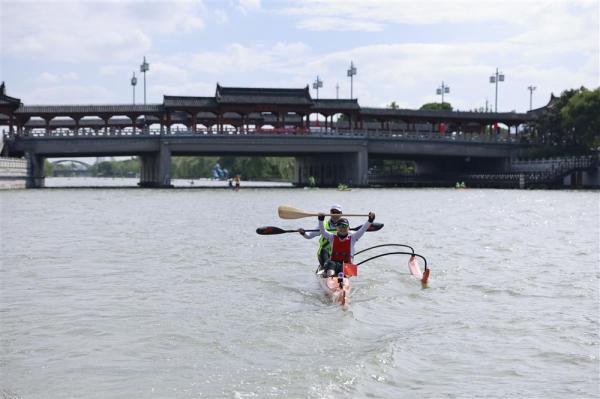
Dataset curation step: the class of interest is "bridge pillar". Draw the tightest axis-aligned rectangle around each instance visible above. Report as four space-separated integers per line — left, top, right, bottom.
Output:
25 151 45 188
139 143 172 188
295 148 369 187
352 147 369 186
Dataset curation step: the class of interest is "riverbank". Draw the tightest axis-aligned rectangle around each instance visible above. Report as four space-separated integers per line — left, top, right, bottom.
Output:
0 157 27 189
43 176 294 188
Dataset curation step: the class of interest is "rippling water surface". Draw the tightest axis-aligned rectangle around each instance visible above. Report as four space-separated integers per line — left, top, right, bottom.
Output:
1 185 598 398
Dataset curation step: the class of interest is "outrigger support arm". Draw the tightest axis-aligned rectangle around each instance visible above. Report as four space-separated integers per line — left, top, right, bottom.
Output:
356 251 428 269
354 243 414 256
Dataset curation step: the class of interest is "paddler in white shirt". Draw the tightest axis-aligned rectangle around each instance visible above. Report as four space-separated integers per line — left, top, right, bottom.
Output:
317 211 375 277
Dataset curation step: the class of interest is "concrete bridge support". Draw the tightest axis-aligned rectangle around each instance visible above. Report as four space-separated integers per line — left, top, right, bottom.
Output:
295 148 369 187
139 144 172 188
25 151 45 188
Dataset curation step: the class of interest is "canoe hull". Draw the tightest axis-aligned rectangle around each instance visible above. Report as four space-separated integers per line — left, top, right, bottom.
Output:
316 274 351 305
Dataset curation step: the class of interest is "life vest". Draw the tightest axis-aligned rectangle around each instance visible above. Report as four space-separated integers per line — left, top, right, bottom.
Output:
317 219 337 255
330 234 351 263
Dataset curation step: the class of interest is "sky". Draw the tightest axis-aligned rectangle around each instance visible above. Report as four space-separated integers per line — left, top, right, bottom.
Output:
1 0 599 113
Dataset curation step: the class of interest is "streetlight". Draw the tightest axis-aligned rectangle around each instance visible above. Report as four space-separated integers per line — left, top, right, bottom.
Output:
436 81 450 105
130 71 137 105
312 75 323 99
336 83 339 100
140 56 149 105
527 85 536 111
347 61 357 99
489 67 505 112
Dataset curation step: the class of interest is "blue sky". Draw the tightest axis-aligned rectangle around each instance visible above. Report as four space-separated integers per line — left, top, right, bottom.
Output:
1 0 598 112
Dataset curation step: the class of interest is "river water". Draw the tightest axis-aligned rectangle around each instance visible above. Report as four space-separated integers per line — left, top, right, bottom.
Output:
0 184 598 398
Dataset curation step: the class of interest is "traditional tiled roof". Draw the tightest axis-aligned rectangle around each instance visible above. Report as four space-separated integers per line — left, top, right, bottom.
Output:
359 107 532 122
312 99 360 111
16 104 164 115
215 84 313 105
0 82 22 109
163 96 217 108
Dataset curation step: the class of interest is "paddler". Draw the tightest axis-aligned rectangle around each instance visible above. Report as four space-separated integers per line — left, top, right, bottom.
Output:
298 204 344 268
317 211 375 277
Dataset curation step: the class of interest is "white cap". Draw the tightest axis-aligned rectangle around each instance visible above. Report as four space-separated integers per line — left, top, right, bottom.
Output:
330 204 343 212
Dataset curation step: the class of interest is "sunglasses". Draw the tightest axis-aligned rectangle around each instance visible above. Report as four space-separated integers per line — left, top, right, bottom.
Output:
330 210 342 214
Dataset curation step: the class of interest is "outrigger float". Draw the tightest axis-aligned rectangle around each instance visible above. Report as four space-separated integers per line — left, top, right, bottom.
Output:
256 205 431 306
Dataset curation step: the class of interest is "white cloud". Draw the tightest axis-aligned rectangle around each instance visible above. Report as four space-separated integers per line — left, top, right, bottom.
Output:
23 84 115 105
3 0 596 112
237 0 261 13
1 1 205 61
282 0 593 30
213 8 230 24
37 72 79 83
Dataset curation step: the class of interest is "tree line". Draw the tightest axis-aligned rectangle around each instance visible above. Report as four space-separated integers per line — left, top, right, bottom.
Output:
47 156 295 180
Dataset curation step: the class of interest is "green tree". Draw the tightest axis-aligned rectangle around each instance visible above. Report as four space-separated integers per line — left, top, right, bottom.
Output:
561 87 600 149
534 88 581 146
44 159 54 176
388 101 400 109
420 102 453 111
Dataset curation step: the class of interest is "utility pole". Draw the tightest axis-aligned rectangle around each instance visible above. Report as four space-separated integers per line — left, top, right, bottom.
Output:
527 85 536 111
312 76 323 99
347 61 357 99
489 67 505 112
130 72 137 105
436 81 450 105
140 56 149 105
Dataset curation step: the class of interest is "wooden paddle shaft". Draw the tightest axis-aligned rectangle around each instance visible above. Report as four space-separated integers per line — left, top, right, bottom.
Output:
278 205 369 219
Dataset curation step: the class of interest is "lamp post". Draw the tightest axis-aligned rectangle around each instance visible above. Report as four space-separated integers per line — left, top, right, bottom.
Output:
130 72 137 105
527 85 536 111
312 75 323 99
347 61 357 99
140 56 149 105
489 67 505 112
336 83 339 100
436 81 450 105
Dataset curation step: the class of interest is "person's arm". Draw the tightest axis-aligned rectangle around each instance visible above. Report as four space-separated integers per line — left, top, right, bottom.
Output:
351 212 375 244
299 227 320 239
318 214 334 240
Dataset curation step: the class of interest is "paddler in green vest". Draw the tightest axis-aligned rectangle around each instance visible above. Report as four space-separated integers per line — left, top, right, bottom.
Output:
298 204 343 268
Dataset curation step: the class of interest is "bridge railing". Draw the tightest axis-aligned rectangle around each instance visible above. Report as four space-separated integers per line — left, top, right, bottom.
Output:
10 125 531 145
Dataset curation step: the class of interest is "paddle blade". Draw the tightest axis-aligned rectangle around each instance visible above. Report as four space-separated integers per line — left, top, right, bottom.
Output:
277 205 315 219
343 262 358 277
367 222 384 232
256 226 288 235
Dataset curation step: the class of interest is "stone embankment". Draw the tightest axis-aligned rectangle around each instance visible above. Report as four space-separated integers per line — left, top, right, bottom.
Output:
0 157 27 189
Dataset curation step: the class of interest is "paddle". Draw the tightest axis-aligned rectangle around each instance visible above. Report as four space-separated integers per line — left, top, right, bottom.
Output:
256 222 384 235
278 205 369 220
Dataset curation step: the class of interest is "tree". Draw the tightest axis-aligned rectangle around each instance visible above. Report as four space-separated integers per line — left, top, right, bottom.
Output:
388 101 399 109
561 87 600 149
420 102 453 111
534 88 581 146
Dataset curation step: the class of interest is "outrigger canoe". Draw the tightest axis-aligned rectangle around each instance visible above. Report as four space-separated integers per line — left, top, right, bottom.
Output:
315 247 430 306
